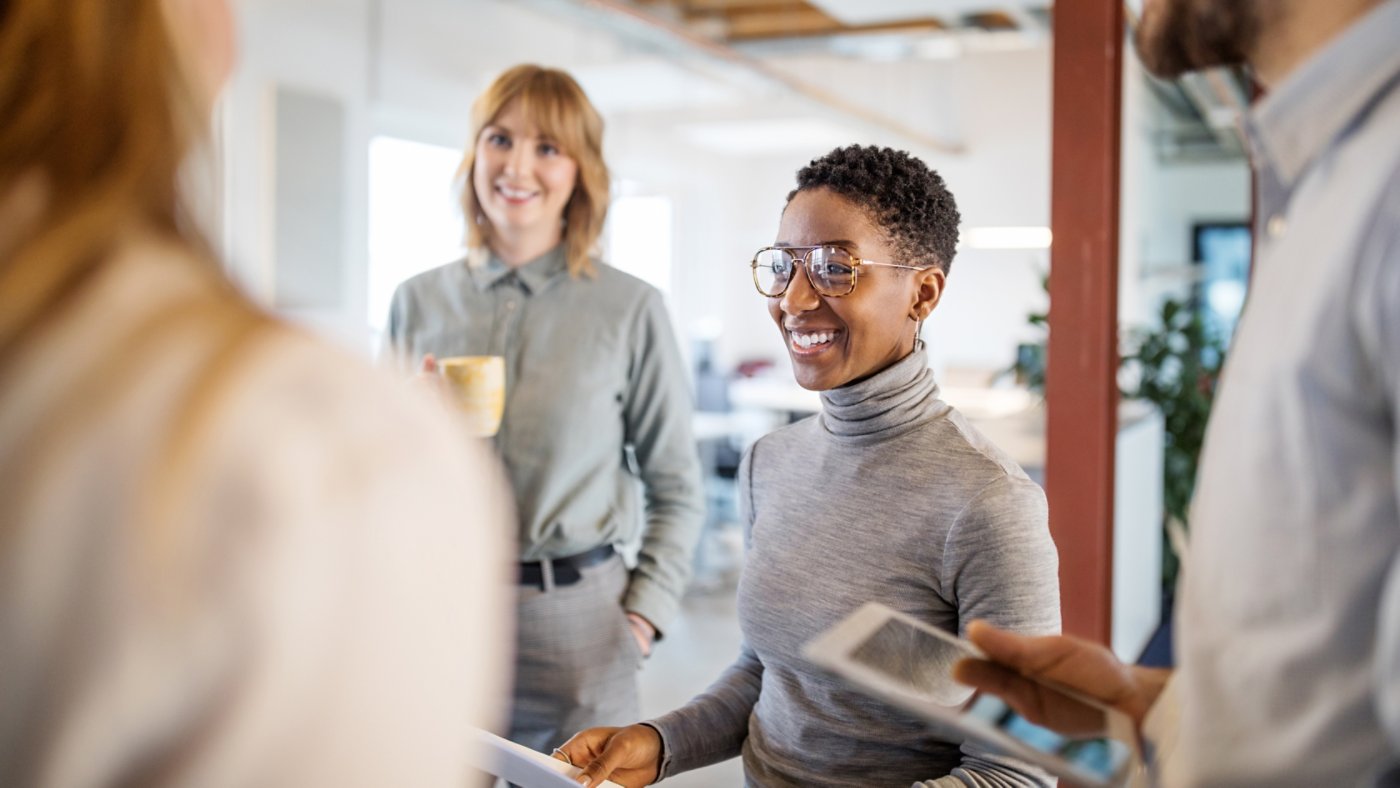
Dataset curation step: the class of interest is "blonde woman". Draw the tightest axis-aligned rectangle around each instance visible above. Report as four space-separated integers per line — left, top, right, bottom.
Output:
385 65 704 754
0 1 510 785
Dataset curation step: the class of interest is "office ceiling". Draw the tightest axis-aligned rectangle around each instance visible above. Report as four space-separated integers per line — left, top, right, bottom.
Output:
629 0 1050 43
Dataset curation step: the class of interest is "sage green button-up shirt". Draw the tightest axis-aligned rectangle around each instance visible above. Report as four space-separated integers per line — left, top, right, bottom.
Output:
385 245 704 631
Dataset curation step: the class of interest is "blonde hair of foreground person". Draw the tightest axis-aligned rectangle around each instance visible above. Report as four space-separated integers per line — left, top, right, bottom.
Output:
457 64 609 277
0 1 511 786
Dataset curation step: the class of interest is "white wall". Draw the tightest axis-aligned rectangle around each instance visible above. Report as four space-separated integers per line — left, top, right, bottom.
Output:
220 0 386 352
1119 53 1251 330
689 46 1054 379
221 0 1055 382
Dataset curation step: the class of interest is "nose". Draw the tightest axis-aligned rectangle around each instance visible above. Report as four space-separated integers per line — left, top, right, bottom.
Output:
503 143 529 178
778 260 821 316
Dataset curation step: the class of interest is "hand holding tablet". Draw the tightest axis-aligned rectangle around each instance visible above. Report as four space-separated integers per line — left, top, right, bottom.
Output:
469 729 625 788
803 602 1143 788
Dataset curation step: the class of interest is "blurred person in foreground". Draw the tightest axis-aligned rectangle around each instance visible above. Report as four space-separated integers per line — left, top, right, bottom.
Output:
0 1 511 785
384 65 704 754
955 1 1400 785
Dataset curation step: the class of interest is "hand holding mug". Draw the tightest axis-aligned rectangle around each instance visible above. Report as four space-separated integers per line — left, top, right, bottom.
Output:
436 355 505 438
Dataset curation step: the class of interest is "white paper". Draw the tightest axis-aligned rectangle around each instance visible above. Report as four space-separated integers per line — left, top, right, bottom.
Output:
468 729 624 788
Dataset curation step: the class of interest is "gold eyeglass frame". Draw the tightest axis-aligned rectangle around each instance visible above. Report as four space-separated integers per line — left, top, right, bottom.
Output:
750 245 925 298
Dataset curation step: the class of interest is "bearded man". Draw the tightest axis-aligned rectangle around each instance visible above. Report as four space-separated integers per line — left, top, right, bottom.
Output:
955 1 1400 786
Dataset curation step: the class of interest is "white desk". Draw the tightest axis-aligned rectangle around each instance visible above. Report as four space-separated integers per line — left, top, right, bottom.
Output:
728 376 822 414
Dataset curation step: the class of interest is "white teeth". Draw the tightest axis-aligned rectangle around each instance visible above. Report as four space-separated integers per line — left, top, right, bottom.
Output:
498 185 535 200
791 331 835 348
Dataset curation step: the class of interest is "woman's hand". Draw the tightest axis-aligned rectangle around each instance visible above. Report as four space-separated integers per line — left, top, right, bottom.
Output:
953 620 1172 734
554 724 662 787
416 353 438 380
626 613 655 658
412 353 450 402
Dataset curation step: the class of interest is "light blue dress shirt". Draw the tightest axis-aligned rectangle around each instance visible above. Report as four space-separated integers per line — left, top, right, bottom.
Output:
1166 3 1400 785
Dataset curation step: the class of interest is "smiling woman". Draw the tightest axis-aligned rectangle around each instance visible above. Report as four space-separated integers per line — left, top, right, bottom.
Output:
458 65 609 275
559 145 1062 788
382 64 705 760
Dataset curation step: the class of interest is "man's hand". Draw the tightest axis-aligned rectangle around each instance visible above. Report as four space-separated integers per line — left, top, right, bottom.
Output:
953 620 1172 734
554 724 662 787
626 613 655 658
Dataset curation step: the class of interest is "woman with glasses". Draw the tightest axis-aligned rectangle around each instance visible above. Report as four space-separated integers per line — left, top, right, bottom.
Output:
383 65 704 755
0 0 511 783
558 145 1060 787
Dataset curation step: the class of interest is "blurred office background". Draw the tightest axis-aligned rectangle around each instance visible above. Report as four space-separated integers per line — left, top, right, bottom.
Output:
199 2 1253 783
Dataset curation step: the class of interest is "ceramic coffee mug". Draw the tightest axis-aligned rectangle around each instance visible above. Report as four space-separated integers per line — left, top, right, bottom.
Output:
437 355 505 437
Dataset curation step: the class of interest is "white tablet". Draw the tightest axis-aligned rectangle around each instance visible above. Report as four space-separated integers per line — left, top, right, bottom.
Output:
803 602 1140 788
468 729 624 788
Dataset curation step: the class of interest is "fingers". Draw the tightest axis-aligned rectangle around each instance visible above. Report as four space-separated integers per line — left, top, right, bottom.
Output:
964 619 1039 672
954 658 1046 723
555 728 615 771
576 754 618 786
626 614 655 658
573 725 661 788
956 657 1111 735
964 620 1099 681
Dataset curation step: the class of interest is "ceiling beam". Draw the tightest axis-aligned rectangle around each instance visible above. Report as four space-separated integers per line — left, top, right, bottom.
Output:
679 0 804 11
726 14 946 41
544 0 966 154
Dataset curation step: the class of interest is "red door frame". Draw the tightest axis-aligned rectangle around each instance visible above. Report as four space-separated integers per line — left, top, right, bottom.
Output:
1046 0 1123 644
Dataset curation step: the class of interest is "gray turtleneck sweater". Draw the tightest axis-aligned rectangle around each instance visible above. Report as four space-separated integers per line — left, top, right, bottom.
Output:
647 349 1061 787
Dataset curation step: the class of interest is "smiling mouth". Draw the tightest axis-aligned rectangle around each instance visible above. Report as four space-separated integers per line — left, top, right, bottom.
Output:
788 328 840 355
496 184 539 204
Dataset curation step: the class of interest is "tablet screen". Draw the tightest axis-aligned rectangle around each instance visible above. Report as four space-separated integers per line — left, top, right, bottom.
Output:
965 694 1130 781
845 616 1129 782
848 618 978 706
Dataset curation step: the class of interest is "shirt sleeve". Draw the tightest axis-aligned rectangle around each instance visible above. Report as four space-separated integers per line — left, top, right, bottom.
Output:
941 474 1061 786
643 448 762 778
645 643 764 780
1361 170 1400 755
619 288 706 634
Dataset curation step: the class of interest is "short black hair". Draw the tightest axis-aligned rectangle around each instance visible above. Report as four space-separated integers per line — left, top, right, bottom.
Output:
787 145 961 273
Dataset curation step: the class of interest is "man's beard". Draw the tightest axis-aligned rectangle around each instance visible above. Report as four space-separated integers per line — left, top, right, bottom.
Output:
1134 0 1263 78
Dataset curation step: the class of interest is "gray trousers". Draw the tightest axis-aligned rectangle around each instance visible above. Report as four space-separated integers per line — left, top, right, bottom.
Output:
508 553 644 754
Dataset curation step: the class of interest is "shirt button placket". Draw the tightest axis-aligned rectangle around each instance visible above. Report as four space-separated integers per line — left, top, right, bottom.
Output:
500 285 523 390
489 284 519 357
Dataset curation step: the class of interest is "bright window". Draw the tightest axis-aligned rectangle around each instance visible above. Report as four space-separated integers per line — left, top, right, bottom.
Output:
607 195 673 294
367 136 466 334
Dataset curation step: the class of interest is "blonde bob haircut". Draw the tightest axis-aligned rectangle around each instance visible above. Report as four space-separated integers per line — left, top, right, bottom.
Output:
458 64 608 278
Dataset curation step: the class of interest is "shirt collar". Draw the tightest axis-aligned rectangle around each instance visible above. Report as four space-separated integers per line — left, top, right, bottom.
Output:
466 244 569 294
1245 1 1400 191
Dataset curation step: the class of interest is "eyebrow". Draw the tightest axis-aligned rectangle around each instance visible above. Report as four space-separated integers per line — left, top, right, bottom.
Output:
773 239 860 249
483 122 548 140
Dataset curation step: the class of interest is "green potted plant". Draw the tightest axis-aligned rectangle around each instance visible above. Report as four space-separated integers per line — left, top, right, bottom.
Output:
1120 297 1225 590
1010 285 1226 591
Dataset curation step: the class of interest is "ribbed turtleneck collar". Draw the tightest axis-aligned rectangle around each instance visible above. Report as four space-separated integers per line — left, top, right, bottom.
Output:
818 347 947 443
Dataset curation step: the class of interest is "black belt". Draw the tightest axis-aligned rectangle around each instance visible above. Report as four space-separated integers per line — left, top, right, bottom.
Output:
518 544 615 590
